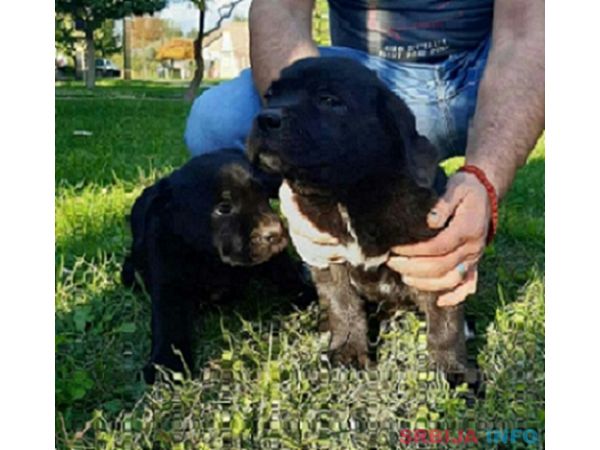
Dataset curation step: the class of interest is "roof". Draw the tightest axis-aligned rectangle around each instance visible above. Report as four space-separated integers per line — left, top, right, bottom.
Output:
155 38 194 61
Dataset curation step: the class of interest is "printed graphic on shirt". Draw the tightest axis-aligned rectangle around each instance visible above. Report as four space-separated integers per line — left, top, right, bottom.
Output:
379 39 449 60
328 0 493 62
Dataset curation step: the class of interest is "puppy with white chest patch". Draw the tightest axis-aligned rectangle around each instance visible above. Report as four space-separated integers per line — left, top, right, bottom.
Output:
248 57 474 382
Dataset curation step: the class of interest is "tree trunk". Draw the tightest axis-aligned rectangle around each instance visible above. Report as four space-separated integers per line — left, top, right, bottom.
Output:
184 9 205 103
84 28 96 89
123 17 132 80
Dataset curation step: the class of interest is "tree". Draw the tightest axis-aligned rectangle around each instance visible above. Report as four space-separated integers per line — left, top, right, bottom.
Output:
95 20 121 57
183 0 244 102
56 14 120 65
55 0 167 89
55 13 78 67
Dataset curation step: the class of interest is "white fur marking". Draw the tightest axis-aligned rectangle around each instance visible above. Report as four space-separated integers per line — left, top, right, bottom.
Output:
278 181 388 269
336 205 389 269
379 282 394 295
279 182 345 268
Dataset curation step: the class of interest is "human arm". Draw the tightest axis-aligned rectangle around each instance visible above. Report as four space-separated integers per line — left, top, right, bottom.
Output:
249 0 319 96
387 0 545 306
464 0 545 198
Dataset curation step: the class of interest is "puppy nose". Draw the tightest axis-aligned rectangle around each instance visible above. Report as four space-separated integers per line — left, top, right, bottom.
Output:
257 109 283 131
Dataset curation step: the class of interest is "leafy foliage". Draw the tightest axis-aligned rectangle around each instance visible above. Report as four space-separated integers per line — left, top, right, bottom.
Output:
56 0 167 87
94 20 121 57
56 13 78 60
55 14 121 61
312 0 331 46
55 0 168 30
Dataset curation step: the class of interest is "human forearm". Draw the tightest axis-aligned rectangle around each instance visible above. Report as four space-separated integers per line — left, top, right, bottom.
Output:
249 0 318 96
465 0 545 199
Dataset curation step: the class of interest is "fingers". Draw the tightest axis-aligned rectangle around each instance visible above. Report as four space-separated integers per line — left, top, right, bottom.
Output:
401 257 479 292
392 207 487 257
426 179 462 229
437 269 478 307
387 242 484 278
386 174 490 306
393 174 489 258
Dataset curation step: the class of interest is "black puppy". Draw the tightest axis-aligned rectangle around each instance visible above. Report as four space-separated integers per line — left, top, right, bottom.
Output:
122 148 300 383
248 57 473 381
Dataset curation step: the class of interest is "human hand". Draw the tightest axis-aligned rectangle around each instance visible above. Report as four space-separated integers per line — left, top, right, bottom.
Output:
386 172 492 306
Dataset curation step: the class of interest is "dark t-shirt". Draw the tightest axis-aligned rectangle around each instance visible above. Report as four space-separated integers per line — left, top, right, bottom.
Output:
328 0 494 62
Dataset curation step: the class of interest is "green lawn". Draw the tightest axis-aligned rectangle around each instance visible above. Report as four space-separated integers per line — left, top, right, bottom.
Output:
55 82 545 449
55 79 222 100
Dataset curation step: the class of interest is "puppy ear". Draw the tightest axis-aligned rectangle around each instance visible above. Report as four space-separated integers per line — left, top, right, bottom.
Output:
129 178 171 258
165 183 213 251
378 87 441 188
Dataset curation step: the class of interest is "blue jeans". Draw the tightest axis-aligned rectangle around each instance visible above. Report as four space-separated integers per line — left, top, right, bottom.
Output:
184 38 491 160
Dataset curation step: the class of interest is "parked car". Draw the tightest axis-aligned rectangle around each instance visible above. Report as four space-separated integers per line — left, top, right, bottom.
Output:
95 59 121 78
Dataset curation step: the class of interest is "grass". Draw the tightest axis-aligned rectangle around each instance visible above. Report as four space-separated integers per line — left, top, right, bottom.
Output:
55 79 222 100
55 81 545 449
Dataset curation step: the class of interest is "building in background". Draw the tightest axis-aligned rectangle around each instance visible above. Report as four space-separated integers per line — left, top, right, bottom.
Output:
155 38 194 79
128 17 249 80
203 21 250 79
56 11 252 82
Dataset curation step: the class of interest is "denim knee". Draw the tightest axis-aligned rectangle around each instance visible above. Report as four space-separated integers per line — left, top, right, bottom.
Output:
184 69 262 156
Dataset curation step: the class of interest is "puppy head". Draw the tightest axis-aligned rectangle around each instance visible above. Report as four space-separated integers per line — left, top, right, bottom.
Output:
247 57 440 190
210 161 288 266
163 150 288 266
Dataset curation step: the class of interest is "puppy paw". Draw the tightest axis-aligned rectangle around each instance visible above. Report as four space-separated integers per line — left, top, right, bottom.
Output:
430 352 481 393
445 366 480 388
328 333 371 369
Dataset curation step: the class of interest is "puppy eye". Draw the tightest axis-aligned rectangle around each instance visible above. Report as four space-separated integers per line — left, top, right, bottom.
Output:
214 202 233 215
264 87 274 100
318 93 343 108
318 93 347 113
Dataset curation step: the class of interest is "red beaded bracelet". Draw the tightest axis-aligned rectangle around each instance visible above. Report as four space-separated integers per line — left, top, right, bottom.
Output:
458 164 498 245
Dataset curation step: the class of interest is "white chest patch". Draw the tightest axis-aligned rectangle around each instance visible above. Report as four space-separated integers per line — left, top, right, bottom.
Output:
278 181 388 269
